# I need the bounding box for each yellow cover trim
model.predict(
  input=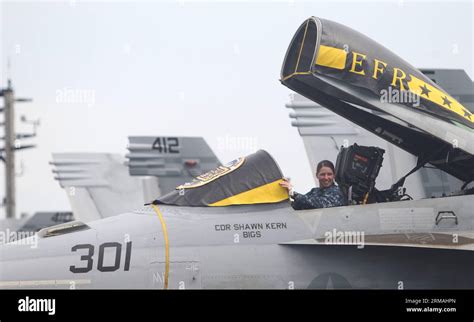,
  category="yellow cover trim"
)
[315,45,347,70]
[151,204,170,290]
[281,71,312,81]
[209,179,289,207]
